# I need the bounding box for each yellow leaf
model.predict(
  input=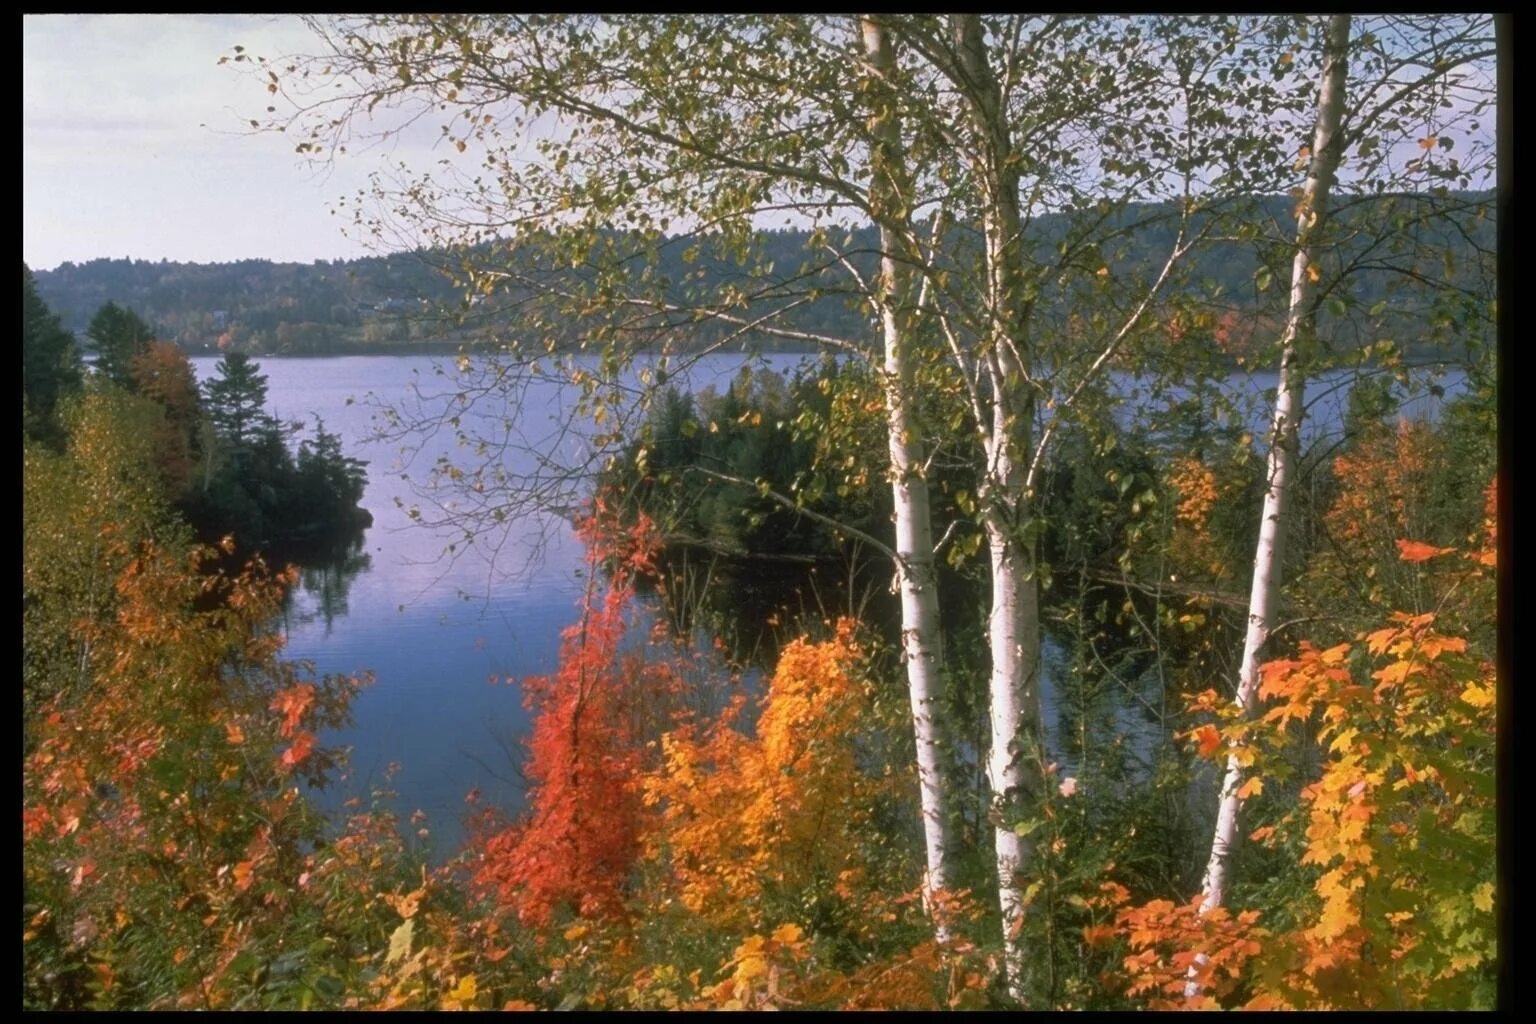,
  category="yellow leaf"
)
[446,974,477,1005]
[1237,776,1263,800]
[770,922,803,946]
[387,919,414,964]
[1460,682,1495,710]
[735,955,767,981]
[1473,882,1494,913]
